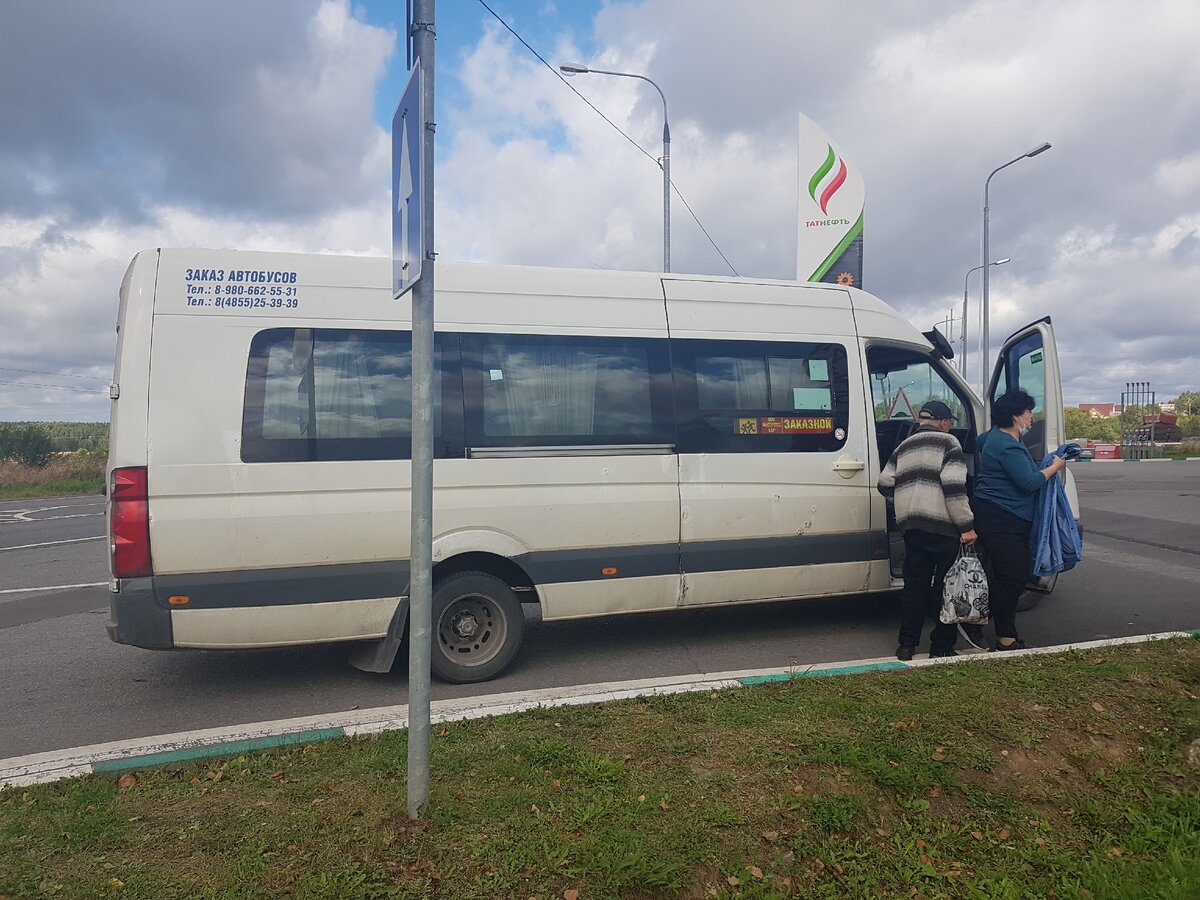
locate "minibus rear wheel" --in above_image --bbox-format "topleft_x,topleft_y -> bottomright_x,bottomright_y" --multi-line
430,571 -> 525,683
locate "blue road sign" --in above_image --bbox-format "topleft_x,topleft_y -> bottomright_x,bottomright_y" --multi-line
392,61 -> 423,298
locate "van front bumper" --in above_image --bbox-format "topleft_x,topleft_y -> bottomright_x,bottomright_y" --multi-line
106,578 -> 174,649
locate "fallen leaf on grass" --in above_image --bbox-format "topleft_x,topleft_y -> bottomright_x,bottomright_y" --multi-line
920,854 -> 933,867
749,866 -> 764,878
726,875 -> 740,886
916,839 -> 928,849
117,774 -> 137,790
659,801 -> 670,811
762,830 -> 778,842
971,831 -> 983,840
931,750 -> 946,761
792,784 -> 805,794
1107,846 -> 1124,857
530,804 -> 539,814
998,828 -> 1011,840
1035,837 -> 1047,846
638,794 -> 646,803
1093,702 -> 1106,712
929,787 -> 941,798
563,890 -> 579,900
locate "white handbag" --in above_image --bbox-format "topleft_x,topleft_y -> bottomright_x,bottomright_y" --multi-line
940,544 -> 990,625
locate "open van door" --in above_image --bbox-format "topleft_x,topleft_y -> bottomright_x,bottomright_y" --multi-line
987,316 -> 1066,597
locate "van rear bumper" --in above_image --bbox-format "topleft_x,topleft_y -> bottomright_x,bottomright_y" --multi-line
106,578 -> 173,649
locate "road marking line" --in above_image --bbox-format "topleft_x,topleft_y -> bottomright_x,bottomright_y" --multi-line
0,536 -> 105,552
0,581 -> 107,595
4,630 -> 1196,789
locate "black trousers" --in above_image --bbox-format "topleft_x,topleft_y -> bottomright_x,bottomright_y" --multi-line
974,499 -> 1033,641
898,529 -> 960,651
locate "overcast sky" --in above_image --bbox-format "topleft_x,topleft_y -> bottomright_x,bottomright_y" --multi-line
2,0 -> 1197,421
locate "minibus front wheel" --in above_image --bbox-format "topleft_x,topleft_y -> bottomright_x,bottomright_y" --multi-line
431,570 -> 525,684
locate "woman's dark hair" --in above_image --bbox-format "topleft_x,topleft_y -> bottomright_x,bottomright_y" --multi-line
993,388 -> 1036,427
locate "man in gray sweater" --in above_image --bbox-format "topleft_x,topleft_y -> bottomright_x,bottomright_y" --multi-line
877,400 -> 977,660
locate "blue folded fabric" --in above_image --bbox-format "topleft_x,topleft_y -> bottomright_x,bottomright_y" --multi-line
1058,442 -> 1083,460
1031,448 -> 1083,576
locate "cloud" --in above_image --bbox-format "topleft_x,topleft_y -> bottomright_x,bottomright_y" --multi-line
0,0 -> 393,225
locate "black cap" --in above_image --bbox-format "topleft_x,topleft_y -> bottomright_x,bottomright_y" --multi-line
918,400 -> 955,422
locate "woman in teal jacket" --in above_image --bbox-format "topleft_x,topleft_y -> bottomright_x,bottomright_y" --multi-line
975,389 -> 1066,650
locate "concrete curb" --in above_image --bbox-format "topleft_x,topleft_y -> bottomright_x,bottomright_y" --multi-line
1074,457 -> 1200,462
3,630 -> 1197,789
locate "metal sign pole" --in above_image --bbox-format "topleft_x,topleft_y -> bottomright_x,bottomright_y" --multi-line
407,0 -> 435,820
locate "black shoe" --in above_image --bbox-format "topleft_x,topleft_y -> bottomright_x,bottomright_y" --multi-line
995,639 -> 1028,652
896,645 -> 915,661
929,647 -> 958,658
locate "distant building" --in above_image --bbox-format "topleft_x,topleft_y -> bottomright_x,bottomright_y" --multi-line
1161,401 -> 1176,413
1079,403 -> 1121,417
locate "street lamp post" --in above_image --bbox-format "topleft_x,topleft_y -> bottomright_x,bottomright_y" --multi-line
559,62 -> 670,273
980,142 -> 1050,396
961,257 -> 1010,378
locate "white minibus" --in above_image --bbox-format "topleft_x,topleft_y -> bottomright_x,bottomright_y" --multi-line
106,249 -> 1077,682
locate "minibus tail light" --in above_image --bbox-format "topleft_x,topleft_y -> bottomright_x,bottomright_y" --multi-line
110,466 -> 152,578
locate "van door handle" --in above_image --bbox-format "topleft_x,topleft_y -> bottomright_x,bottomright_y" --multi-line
832,456 -> 865,478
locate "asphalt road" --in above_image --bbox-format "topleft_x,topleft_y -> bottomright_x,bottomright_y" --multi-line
2,463 -> 1198,760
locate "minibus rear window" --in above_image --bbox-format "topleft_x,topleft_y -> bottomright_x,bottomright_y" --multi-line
241,327 -> 452,462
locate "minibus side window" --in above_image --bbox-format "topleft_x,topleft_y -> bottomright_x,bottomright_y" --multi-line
241,327 -> 454,462
460,333 -> 673,449
673,339 -> 850,454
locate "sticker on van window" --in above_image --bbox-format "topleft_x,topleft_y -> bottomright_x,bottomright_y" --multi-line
760,416 -> 834,434
182,267 -> 302,312
1030,351 -> 1043,364
735,416 -> 836,435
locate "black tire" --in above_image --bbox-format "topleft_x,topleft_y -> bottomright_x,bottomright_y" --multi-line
1016,589 -> 1042,612
430,571 -> 524,684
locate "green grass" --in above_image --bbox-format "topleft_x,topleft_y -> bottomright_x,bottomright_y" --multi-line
2,638 -> 1198,899
0,454 -> 104,498
0,478 -> 103,499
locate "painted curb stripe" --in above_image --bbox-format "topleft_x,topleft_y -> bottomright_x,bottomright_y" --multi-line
3,630 -> 1196,789
90,728 -> 345,773
739,661 -> 909,684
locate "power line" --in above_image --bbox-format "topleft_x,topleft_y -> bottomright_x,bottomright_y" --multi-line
475,0 -> 739,275
0,378 -> 106,394
0,366 -> 109,382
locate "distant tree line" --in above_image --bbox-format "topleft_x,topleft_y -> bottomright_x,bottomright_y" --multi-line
1066,392 -> 1200,442
0,422 -> 109,467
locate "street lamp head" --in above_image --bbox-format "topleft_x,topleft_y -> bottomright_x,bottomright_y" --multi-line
993,257 -> 1011,266
558,62 -> 590,75
1025,142 -> 1052,158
